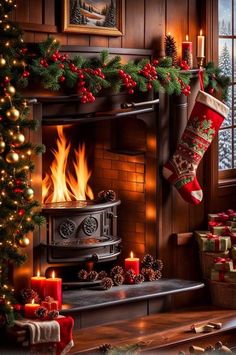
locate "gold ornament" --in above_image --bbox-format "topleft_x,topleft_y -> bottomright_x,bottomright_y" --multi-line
5,85 -> 16,96
12,131 -> 25,147
0,137 -> 6,153
23,187 -> 34,201
6,149 -> 19,163
6,106 -> 20,121
17,236 -> 30,248
0,57 -> 6,67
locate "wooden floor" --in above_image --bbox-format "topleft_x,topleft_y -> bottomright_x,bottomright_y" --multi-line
70,307 -> 236,354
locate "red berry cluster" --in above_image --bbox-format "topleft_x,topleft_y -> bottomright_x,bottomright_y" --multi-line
139,62 -> 158,91
39,58 -> 49,68
118,69 -> 137,94
51,50 -> 68,63
178,78 -> 191,96
179,60 -> 190,70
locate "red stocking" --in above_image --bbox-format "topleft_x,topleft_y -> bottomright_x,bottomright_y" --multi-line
163,90 -> 229,205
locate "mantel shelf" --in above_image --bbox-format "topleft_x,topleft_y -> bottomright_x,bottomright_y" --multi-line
61,278 -> 204,314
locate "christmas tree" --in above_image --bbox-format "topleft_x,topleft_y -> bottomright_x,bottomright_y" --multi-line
70,0 -> 82,25
103,0 -> 116,28
0,0 -> 44,329
219,42 -> 232,77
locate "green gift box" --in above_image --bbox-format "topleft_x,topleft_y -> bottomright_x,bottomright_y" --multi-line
226,221 -> 236,228
209,225 -> 232,236
200,236 -> 230,252
214,257 -> 233,271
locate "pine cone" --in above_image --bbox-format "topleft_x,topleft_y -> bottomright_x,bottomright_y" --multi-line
98,190 -> 116,202
134,274 -> 145,284
110,265 -> 124,278
113,273 -> 124,286
101,277 -> 113,290
78,269 -> 88,281
141,268 -> 156,281
154,270 -> 162,280
152,259 -> 164,271
48,310 -> 59,320
164,34 -> 178,66
87,270 -> 98,282
99,343 -> 112,353
141,254 -> 154,268
125,269 -> 136,284
98,270 -> 108,280
21,288 -> 40,304
35,306 -> 48,319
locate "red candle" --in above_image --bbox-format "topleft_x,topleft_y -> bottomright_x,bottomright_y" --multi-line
125,251 -> 140,275
31,271 -> 46,299
24,299 -> 40,319
45,271 -> 62,309
182,35 -> 193,68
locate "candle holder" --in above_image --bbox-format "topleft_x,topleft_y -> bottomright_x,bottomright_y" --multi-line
197,56 -> 205,68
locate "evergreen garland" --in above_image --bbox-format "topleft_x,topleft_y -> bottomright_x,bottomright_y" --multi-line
203,61 -> 230,102
28,37 -> 192,101
0,0 -> 45,327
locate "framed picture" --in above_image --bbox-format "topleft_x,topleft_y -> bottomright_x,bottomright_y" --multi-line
62,0 -> 125,36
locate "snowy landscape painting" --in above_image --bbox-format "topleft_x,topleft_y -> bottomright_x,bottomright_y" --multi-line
63,0 -> 124,35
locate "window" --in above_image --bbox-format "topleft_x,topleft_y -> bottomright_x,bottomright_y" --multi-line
218,0 -> 236,178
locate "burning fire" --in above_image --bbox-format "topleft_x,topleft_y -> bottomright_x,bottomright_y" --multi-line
42,126 -> 94,203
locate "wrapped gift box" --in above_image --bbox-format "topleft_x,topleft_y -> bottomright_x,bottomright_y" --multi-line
208,213 -> 229,222
226,221 -> 236,228
213,257 -> 233,271
199,250 -> 230,279
200,235 -> 230,252
41,296 -> 58,311
211,269 -> 236,283
208,225 -> 232,236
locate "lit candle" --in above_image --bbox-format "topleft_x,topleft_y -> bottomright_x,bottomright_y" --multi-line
24,299 -> 40,319
182,34 -> 193,68
31,270 -> 46,299
45,271 -> 62,309
125,251 -> 140,275
197,29 -> 205,58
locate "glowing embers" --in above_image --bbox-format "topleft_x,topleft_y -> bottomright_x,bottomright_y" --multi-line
42,126 -> 94,203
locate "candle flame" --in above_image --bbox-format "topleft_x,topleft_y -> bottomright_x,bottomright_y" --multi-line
52,270 -> 55,279
200,29 -> 202,36
31,299 -> 35,305
37,270 -> 40,277
130,251 -> 133,258
186,34 -> 189,41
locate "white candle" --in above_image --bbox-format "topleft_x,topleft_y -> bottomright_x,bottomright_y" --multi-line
197,30 -> 205,57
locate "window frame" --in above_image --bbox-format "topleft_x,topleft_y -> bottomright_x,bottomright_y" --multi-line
203,0 -> 236,210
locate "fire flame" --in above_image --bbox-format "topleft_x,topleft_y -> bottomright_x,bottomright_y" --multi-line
42,126 -> 94,203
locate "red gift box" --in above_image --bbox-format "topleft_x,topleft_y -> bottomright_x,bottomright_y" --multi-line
41,296 -> 58,311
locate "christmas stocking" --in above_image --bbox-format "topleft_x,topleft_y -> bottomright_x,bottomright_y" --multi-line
162,90 -> 229,205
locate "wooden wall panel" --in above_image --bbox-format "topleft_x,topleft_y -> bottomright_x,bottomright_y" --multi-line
122,0 -> 145,48
144,0 -> 165,54
166,0 -> 188,57
29,0 -> 42,24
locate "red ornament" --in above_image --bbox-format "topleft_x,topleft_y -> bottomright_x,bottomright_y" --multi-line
22,71 -> 30,78
14,188 -> 23,193
4,76 -> 10,84
0,115 -> 3,121
18,209 -> 25,216
21,48 -> 28,54
208,87 -> 214,95
59,75 -> 65,82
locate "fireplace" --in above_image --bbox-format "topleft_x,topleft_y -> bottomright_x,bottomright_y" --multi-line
28,48 -> 159,282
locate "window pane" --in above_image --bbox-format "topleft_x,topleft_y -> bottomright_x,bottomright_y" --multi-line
219,129 -> 233,170
219,0 -> 232,35
219,39 -> 232,80
222,85 -> 232,127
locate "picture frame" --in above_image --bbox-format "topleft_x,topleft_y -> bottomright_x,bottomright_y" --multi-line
62,0 -> 125,36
